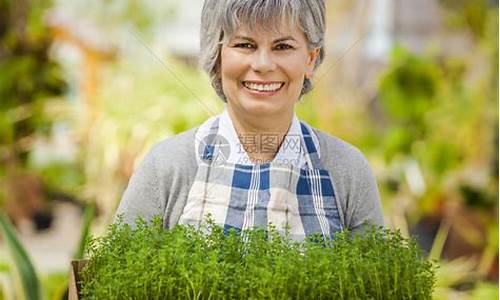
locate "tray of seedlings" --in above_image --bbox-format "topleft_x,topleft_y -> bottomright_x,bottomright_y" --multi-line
70,216 -> 436,300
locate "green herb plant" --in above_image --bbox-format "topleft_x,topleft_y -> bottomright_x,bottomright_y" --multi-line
80,216 -> 436,300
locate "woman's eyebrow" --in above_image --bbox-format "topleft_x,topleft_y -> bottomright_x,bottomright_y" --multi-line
231,36 -> 297,43
232,35 -> 255,42
273,36 -> 297,43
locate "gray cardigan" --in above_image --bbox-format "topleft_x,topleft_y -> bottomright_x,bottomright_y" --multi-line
115,127 -> 385,236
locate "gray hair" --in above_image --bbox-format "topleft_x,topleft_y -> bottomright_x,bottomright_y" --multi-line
200,0 -> 326,102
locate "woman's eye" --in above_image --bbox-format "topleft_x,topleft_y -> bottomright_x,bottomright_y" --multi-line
275,44 -> 293,50
234,43 -> 255,49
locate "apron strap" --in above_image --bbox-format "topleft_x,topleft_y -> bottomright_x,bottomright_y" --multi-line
201,117 -> 221,162
299,122 -> 321,169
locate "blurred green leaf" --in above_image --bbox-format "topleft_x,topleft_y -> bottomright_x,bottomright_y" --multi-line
35,162 -> 85,195
439,0 -> 491,38
379,46 -> 441,125
0,262 -> 9,273
42,272 -> 68,300
382,127 -> 413,160
471,282 -> 499,300
74,204 -> 95,259
0,213 -> 41,300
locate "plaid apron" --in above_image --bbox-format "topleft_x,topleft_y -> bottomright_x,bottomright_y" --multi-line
178,117 -> 343,241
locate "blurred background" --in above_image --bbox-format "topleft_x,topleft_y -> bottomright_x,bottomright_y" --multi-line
0,0 -> 498,299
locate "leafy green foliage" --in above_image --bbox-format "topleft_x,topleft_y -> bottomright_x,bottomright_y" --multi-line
379,47 -> 441,124
0,213 -> 41,300
377,20 -> 498,213
0,0 -> 67,211
80,216 -> 436,300
0,0 -> 66,149
439,0 -> 493,39
34,162 -> 86,196
378,46 -> 442,160
74,204 -> 96,259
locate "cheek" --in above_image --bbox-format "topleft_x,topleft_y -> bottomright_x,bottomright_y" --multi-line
280,56 -> 309,82
220,50 -> 245,83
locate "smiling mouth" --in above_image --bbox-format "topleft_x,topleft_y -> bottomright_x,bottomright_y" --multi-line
242,81 -> 285,93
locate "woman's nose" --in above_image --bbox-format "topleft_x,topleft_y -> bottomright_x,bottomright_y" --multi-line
250,49 -> 276,73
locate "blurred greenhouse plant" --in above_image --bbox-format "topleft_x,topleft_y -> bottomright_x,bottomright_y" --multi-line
373,0 -> 498,297
0,0 -> 67,227
0,213 -> 41,300
40,0 -> 222,227
0,204 -> 94,300
79,54 -> 221,227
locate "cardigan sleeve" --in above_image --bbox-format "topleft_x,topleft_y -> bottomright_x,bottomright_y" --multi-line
114,145 -> 166,227
314,129 -> 385,236
114,128 -> 199,229
345,154 -> 385,236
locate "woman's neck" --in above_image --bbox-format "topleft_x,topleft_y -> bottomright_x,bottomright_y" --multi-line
226,106 -> 293,163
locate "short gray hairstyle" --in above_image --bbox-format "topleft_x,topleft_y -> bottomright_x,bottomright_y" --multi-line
200,0 -> 326,102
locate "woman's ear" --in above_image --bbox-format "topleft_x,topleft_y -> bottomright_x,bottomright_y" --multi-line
305,48 -> 320,78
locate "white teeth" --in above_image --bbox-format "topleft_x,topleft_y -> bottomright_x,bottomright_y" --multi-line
243,82 -> 282,92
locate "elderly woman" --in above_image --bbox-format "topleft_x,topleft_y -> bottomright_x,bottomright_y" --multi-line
116,0 -> 384,240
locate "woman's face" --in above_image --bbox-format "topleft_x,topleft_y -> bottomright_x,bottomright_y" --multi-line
220,24 -> 319,118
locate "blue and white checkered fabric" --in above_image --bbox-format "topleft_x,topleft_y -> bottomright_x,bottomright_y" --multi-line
178,115 -> 343,241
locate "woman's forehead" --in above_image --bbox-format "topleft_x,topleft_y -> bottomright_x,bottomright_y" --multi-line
228,23 -> 304,41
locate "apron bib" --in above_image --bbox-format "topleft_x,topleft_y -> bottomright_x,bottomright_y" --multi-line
178,117 -> 343,241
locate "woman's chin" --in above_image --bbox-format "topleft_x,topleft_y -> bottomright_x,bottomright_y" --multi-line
240,101 -> 283,116
235,95 -> 288,116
